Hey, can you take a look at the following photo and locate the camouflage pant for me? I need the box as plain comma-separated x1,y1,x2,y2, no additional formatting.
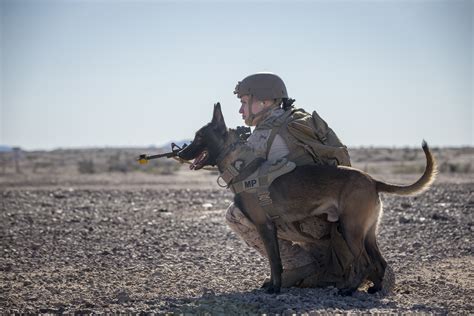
226,203,395,293
225,203,395,290
225,202,348,287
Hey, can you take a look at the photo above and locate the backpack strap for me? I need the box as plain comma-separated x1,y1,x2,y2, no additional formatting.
264,109,296,158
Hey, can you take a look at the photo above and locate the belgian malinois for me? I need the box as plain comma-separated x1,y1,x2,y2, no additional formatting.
178,103,436,294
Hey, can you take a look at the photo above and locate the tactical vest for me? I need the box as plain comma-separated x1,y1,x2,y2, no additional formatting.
257,108,351,167
225,107,351,221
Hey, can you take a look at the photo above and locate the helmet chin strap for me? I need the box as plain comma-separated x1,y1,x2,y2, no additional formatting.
245,96,276,126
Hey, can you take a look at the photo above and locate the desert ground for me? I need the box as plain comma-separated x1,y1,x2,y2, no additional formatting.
0,146,473,314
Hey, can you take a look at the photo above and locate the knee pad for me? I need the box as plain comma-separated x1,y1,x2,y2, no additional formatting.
225,202,254,229
225,202,241,224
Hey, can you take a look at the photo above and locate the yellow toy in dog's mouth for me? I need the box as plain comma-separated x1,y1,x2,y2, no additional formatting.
190,150,208,170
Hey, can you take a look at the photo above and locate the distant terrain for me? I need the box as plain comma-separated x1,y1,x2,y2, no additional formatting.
0,146,473,314
0,145,472,187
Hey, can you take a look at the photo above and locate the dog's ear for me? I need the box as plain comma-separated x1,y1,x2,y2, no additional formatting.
212,102,227,132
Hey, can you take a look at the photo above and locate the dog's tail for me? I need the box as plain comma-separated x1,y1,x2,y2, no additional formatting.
375,140,437,196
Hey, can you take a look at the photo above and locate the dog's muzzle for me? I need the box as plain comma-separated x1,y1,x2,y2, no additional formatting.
189,150,209,170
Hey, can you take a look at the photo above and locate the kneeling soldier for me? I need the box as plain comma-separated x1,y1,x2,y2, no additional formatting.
226,72,365,289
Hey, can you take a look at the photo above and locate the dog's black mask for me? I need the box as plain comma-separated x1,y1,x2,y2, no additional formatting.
178,103,228,170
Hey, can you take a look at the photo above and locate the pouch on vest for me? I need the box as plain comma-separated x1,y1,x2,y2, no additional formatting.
230,158,296,195
286,110,351,167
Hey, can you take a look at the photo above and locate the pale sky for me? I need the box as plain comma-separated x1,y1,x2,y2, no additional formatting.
1,0,472,150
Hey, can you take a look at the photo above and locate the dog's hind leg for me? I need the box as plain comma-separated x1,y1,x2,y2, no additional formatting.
336,225,368,296
364,222,387,294
338,206,377,293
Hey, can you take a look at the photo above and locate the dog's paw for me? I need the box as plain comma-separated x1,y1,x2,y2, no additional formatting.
261,279,280,294
266,285,281,294
338,288,355,296
367,285,380,294
261,278,272,289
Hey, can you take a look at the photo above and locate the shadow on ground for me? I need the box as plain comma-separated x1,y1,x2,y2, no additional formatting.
164,287,446,314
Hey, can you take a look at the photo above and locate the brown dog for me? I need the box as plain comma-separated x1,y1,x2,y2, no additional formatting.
178,103,437,294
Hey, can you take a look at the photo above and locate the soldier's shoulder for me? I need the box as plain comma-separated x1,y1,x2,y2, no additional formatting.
256,108,286,129
288,106,313,121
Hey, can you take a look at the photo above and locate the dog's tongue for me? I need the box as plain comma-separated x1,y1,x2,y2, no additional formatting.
190,151,207,170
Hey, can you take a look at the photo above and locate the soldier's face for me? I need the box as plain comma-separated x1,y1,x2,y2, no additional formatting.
239,95,264,125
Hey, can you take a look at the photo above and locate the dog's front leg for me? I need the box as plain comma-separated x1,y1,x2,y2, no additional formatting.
255,219,282,294
236,193,283,294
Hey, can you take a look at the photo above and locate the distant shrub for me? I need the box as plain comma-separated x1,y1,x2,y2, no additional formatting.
392,163,425,174
133,155,182,175
108,162,130,173
402,148,418,161
107,153,131,173
362,164,382,174
33,162,54,173
78,159,95,174
439,162,472,173
155,165,179,175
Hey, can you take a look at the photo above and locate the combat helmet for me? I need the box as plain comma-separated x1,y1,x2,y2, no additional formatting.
234,73,288,100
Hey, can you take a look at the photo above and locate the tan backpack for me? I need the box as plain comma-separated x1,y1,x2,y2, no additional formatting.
265,108,351,167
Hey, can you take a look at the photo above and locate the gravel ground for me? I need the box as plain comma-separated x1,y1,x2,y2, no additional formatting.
1,179,473,314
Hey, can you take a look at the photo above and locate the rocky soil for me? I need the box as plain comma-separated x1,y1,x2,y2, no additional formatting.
1,145,473,314
1,170,473,314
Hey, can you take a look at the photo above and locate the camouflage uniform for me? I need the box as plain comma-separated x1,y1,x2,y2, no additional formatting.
225,107,356,288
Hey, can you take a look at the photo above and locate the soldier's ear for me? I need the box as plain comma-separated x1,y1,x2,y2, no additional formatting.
212,102,227,131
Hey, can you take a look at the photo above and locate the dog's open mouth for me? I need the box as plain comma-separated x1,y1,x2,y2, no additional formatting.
190,150,208,170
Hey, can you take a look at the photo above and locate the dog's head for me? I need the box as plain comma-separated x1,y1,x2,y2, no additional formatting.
178,103,228,170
